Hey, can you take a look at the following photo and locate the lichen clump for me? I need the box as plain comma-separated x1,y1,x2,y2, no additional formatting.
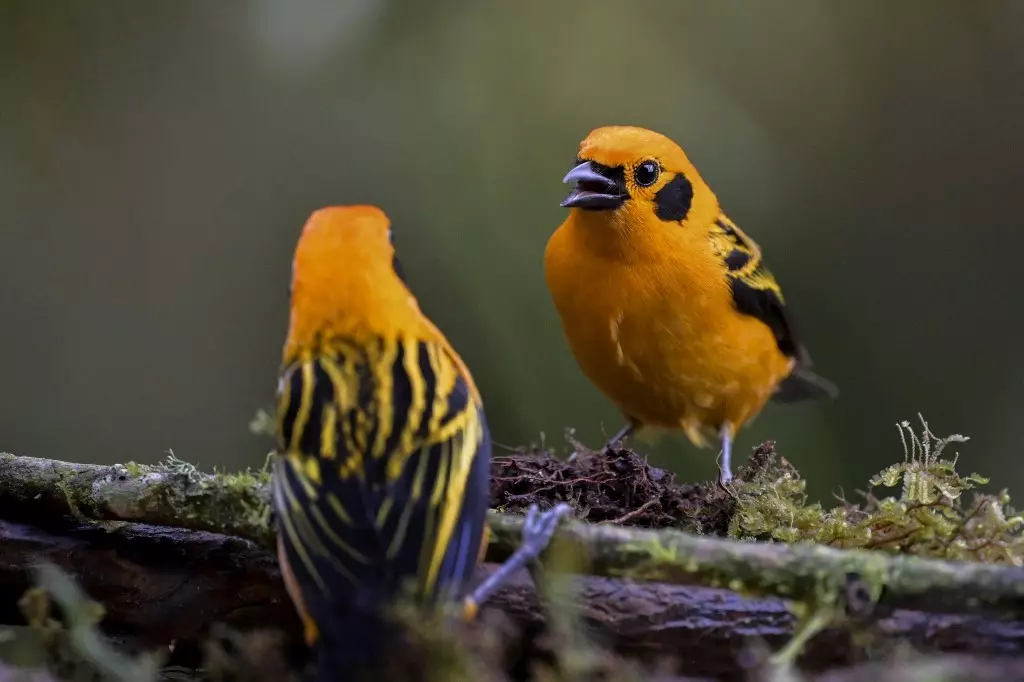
729,415,1024,564
488,416,1023,564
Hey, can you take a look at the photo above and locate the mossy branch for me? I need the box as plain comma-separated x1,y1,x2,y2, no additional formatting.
0,452,275,546
486,510,1024,616
2,452,1024,623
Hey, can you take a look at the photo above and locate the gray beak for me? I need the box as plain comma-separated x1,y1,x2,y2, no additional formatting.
560,161,627,210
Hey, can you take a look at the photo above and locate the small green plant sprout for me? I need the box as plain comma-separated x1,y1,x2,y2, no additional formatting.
730,414,1024,565
863,414,1024,564
873,413,975,505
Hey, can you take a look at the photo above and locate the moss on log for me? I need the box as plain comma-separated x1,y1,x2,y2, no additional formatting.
2,451,1024,625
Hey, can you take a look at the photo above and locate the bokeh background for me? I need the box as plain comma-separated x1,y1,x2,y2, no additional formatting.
3,1,1022,502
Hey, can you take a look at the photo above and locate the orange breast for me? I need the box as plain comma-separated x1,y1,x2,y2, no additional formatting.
544,217,793,446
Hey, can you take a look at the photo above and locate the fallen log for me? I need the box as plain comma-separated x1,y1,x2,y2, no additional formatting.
2,448,1024,679
3,452,1024,619
2,517,1024,680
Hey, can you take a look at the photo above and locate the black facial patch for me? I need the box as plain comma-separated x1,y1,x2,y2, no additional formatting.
653,173,693,222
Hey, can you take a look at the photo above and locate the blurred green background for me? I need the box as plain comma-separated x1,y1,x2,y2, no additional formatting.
2,1,1022,502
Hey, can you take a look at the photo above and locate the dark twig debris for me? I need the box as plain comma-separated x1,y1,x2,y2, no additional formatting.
489,439,787,536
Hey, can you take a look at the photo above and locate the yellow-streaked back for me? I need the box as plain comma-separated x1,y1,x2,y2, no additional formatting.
272,205,491,667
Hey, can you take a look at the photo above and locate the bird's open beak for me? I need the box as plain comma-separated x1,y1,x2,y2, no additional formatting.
560,161,627,210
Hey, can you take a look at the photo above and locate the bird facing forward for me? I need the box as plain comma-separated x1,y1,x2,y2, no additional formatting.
271,205,570,677
544,126,837,482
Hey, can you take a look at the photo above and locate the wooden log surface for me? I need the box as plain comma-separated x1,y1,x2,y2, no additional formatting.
2,517,1024,680
4,446,1024,680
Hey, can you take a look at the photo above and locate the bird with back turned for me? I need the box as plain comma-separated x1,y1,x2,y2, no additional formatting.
271,205,571,678
544,126,838,483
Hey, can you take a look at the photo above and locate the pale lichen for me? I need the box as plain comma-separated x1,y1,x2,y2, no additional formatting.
729,414,1024,565
723,414,1022,665
157,449,201,484
249,408,277,439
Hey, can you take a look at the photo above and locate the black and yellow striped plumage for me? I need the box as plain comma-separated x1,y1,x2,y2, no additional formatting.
708,214,836,403
270,205,491,672
708,214,802,360
272,336,490,608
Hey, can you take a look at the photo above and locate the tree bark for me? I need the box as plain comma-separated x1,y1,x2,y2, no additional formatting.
2,517,1024,680
2,453,1024,679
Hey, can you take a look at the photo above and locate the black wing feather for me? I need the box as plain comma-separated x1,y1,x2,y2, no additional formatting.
271,335,490,619
710,216,838,401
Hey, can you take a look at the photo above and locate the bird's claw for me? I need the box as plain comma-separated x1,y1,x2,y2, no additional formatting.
520,503,573,560
718,479,739,500
461,503,574,615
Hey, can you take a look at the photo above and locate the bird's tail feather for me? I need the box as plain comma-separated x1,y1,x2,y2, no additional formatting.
308,600,394,680
772,367,839,403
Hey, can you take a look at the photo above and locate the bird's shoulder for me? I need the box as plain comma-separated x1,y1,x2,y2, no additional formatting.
706,213,809,363
275,333,480,472
705,214,780,295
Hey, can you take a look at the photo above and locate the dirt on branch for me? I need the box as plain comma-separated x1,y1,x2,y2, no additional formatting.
491,439,785,533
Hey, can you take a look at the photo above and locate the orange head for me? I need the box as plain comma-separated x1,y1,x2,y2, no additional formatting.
560,126,720,234
284,205,423,361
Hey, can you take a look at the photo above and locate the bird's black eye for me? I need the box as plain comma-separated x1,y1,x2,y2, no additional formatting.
634,161,659,187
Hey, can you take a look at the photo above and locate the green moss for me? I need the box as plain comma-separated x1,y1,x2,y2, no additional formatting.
122,461,145,477
216,467,271,489
729,414,1024,564
113,450,274,545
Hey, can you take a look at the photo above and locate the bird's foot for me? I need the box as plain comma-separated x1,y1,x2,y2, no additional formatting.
715,452,733,483
567,440,620,463
717,477,739,499
567,441,617,463
600,423,636,456
567,423,635,462
460,503,573,619
715,453,740,498
599,441,622,457
715,426,736,492
519,503,574,562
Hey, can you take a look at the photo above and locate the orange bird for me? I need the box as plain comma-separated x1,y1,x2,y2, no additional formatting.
544,126,837,482
272,205,570,675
